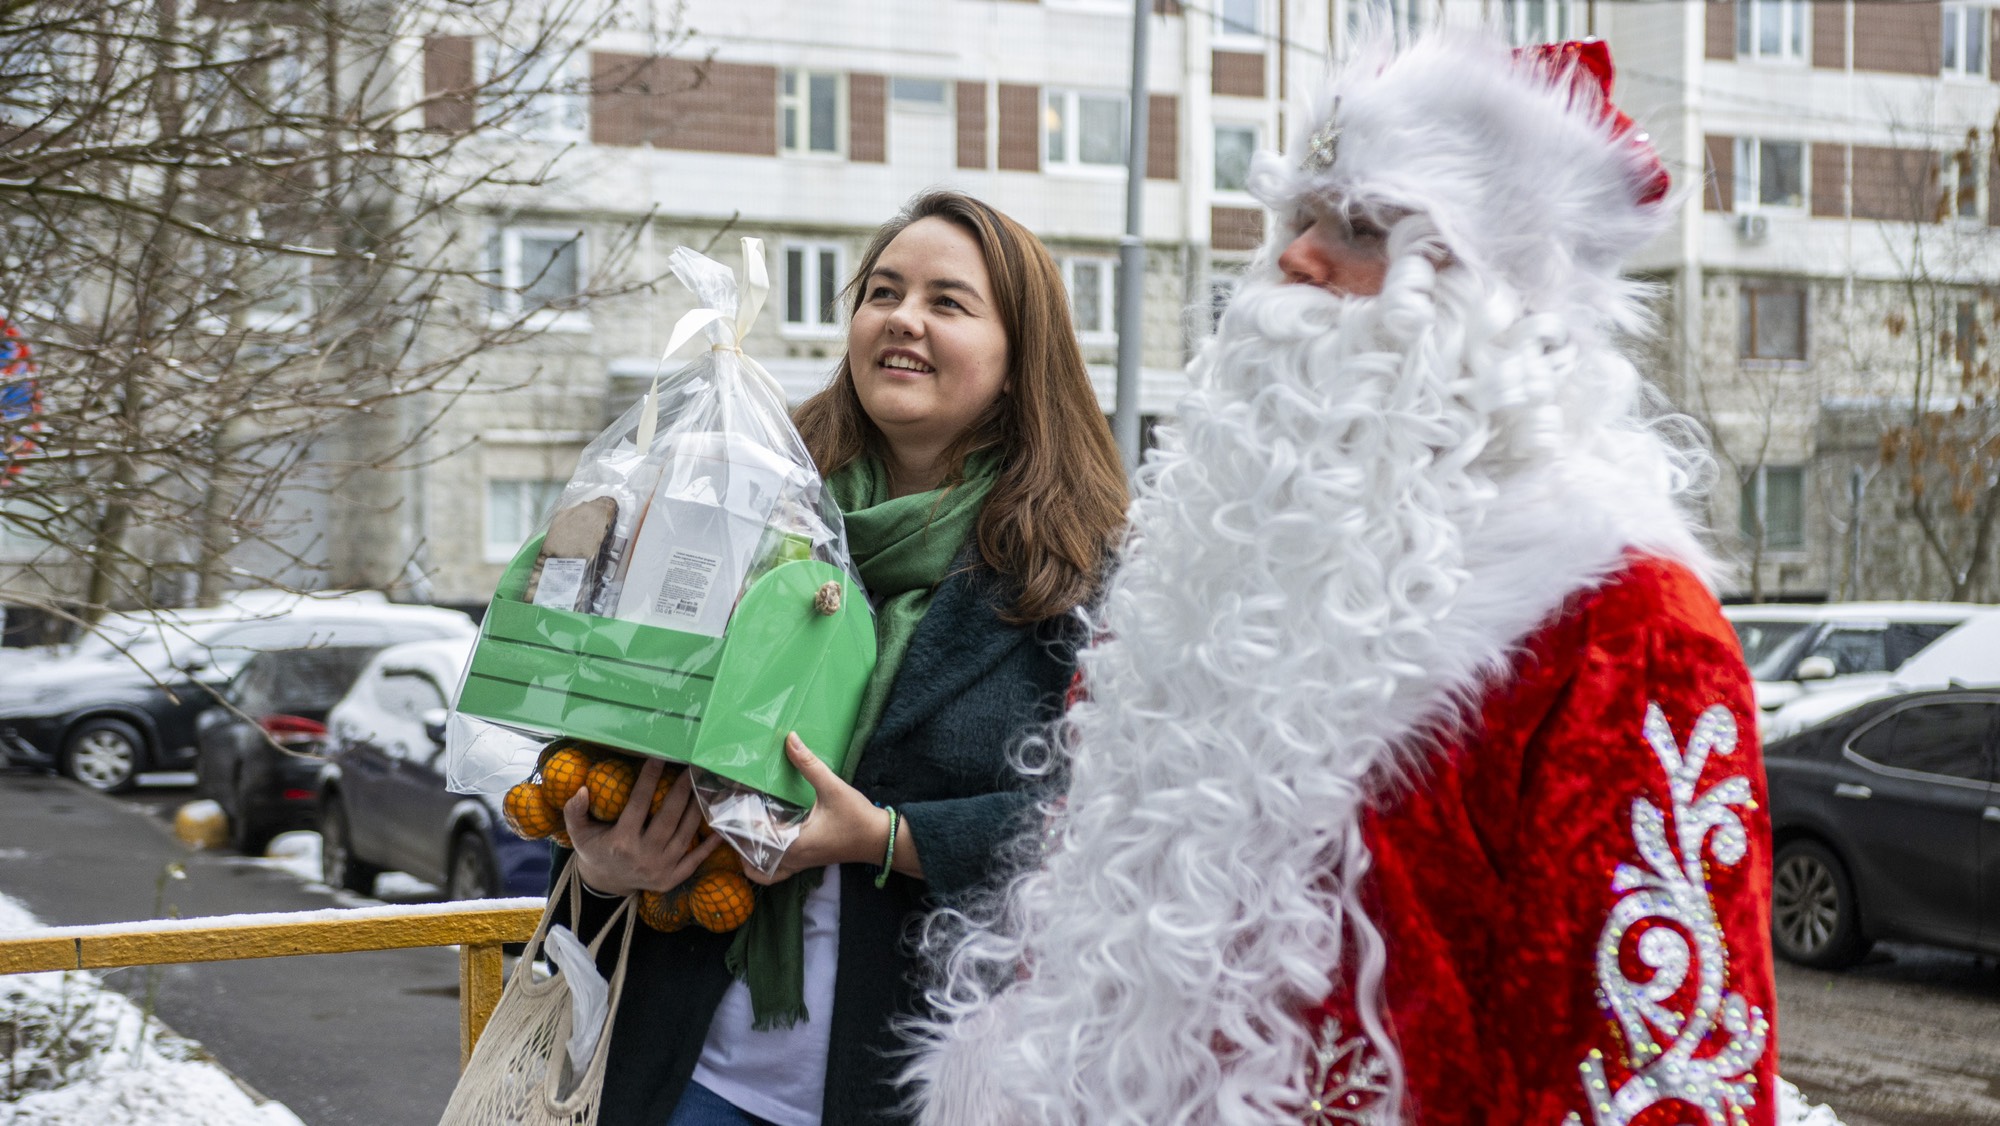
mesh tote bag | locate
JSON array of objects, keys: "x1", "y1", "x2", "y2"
[{"x1": 438, "y1": 866, "x2": 636, "y2": 1126}]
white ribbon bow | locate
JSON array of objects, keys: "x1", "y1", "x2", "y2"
[{"x1": 635, "y1": 236, "x2": 788, "y2": 452}]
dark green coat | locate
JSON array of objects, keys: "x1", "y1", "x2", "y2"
[{"x1": 558, "y1": 562, "x2": 1080, "y2": 1126}]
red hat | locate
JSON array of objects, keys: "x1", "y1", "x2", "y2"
[{"x1": 1518, "y1": 39, "x2": 1670, "y2": 206}]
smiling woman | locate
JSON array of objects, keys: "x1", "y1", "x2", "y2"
[{"x1": 557, "y1": 190, "x2": 1128, "y2": 1126}]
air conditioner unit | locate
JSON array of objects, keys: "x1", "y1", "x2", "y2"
[{"x1": 1736, "y1": 213, "x2": 1770, "y2": 242}]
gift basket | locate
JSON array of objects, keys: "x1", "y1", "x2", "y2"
[{"x1": 446, "y1": 237, "x2": 877, "y2": 907}]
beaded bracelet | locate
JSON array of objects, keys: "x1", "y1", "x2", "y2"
[{"x1": 875, "y1": 805, "x2": 900, "y2": 889}]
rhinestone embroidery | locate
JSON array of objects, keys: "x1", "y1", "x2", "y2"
[
  {"x1": 1301, "y1": 1014, "x2": 1390, "y2": 1124},
  {"x1": 1302, "y1": 98, "x2": 1342, "y2": 173},
  {"x1": 1564, "y1": 703, "x2": 1768, "y2": 1126}
]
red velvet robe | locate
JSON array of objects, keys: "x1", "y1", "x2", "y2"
[{"x1": 1302, "y1": 556, "x2": 1778, "y2": 1125}]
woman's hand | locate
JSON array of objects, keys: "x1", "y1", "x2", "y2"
[
  {"x1": 563, "y1": 758, "x2": 722, "y2": 897},
  {"x1": 744, "y1": 733, "x2": 920, "y2": 885}
]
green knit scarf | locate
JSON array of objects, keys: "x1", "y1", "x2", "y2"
[{"x1": 724, "y1": 452, "x2": 997, "y2": 1029}]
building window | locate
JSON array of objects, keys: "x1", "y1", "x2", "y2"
[
  {"x1": 781, "y1": 70, "x2": 843, "y2": 156},
  {"x1": 1213, "y1": 124, "x2": 1258, "y2": 193},
  {"x1": 1740, "y1": 466, "x2": 1805, "y2": 551},
  {"x1": 1736, "y1": 0, "x2": 1807, "y2": 62},
  {"x1": 783, "y1": 243, "x2": 844, "y2": 333},
  {"x1": 1216, "y1": 0, "x2": 1261, "y2": 39},
  {"x1": 477, "y1": 43, "x2": 588, "y2": 142},
  {"x1": 1062, "y1": 256, "x2": 1117, "y2": 341},
  {"x1": 890, "y1": 77, "x2": 949, "y2": 110},
  {"x1": 1344, "y1": 0, "x2": 1424, "y2": 40},
  {"x1": 1733, "y1": 138, "x2": 1805, "y2": 211},
  {"x1": 485, "y1": 479, "x2": 566, "y2": 562},
  {"x1": 1501, "y1": 0, "x2": 1579, "y2": 46},
  {"x1": 1045, "y1": 89, "x2": 1127, "y2": 170},
  {"x1": 1739, "y1": 283, "x2": 1807, "y2": 361},
  {"x1": 1947, "y1": 148, "x2": 1984, "y2": 221},
  {"x1": 487, "y1": 227, "x2": 585, "y2": 321},
  {"x1": 1954, "y1": 300, "x2": 1983, "y2": 371},
  {"x1": 1943, "y1": 3, "x2": 1988, "y2": 79}
]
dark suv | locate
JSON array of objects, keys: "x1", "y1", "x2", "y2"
[
  {"x1": 1764, "y1": 689, "x2": 2000, "y2": 968},
  {"x1": 193, "y1": 646, "x2": 387, "y2": 855}
]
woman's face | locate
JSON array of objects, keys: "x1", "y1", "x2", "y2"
[
  {"x1": 1276, "y1": 201, "x2": 1392, "y2": 297},
  {"x1": 847, "y1": 216, "x2": 1011, "y2": 459}
]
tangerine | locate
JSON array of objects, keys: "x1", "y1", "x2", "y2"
[
  {"x1": 687, "y1": 870, "x2": 755, "y2": 932},
  {"x1": 503, "y1": 781, "x2": 559, "y2": 840},
  {"x1": 551, "y1": 827, "x2": 573, "y2": 849},
  {"x1": 585, "y1": 756, "x2": 639, "y2": 822},
  {"x1": 539, "y1": 744, "x2": 595, "y2": 810},
  {"x1": 638, "y1": 888, "x2": 693, "y2": 932},
  {"x1": 696, "y1": 844, "x2": 741, "y2": 875}
]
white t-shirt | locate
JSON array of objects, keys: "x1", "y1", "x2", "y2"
[{"x1": 690, "y1": 866, "x2": 842, "y2": 1126}]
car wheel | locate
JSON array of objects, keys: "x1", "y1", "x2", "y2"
[
  {"x1": 1772, "y1": 839, "x2": 1869, "y2": 969},
  {"x1": 445, "y1": 830, "x2": 498, "y2": 901},
  {"x1": 60, "y1": 718, "x2": 146, "y2": 794},
  {"x1": 320, "y1": 800, "x2": 381, "y2": 896},
  {"x1": 228, "y1": 769, "x2": 276, "y2": 857}
]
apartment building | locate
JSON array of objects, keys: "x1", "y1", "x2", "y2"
[
  {"x1": 9, "y1": 0, "x2": 1987, "y2": 619},
  {"x1": 1594, "y1": 0, "x2": 2000, "y2": 602}
]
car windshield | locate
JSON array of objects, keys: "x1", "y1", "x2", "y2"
[
  {"x1": 236, "y1": 647, "x2": 385, "y2": 714},
  {"x1": 1733, "y1": 621, "x2": 1814, "y2": 680}
]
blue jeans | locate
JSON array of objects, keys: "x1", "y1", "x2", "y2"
[{"x1": 664, "y1": 1081, "x2": 778, "y2": 1126}]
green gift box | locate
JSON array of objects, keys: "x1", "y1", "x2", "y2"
[{"x1": 455, "y1": 535, "x2": 878, "y2": 810}]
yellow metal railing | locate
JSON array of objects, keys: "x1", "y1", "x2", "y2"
[{"x1": 0, "y1": 899, "x2": 543, "y2": 1066}]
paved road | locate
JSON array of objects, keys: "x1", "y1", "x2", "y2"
[
  {"x1": 1778, "y1": 946, "x2": 2000, "y2": 1126},
  {"x1": 0, "y1": 770, "x2": 472, "y2": 1126}
]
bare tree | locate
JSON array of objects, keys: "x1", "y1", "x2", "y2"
[
  {"x1": 0, "y1": 0, "x2": 691, "y2": 630},
  {"x1": 1850, "y1": 124, "x2": 2000, "y2": 601}
]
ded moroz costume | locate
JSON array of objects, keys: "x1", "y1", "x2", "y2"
[{"x1": 906, "y1": 31, "x2": 1780, "y2": 1126}]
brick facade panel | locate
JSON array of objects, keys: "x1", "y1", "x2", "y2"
[
  {"x1": 1851, "y1": 145, "x2": 1939, "y2": 222},
  {"x1": 423, "y1": 37, "x2": 474, "y2": 133},
  {"x1": 1811, "y1": 142, "x2": 1846, "y2": 218},
  {"x1": 850, "y1": 72, "x2": 885, "y2": 163},
  {"x1": 1212, "y1": 205, "x2": 1263, "y2": 252},
  {"x1": 997, "y1": 83, "x2": 1039, "y2": 172},
  {"x1": 957, "y1": 81, "x2": 988, "y2": 169},
  {"x1": 1705, "y1": 133, "x2": 1734, "y2": 212},
  {"x1": 1212, "y1": 50, "x2": 1264, "y2": 98},
  {"x1": 590, "y1": 55, "x2": 776, "y2": 156},
  {"x1": 1854, "y1": 1, "x2": 1941, "y2": 75},
  {"x1": 1705, "y1": 1, "x2": 1734, "y2": 60},
  {"x1": 1811, "y1": 0, "x2": 1845, "y2": 69},
  {"x1": 1146, "y1": 93, "x2": 1177, "y2": 181}
]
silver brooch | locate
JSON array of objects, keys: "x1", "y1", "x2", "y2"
[{"x1": 1301, "y1": 97, "x2": 1341, "y2": 173}]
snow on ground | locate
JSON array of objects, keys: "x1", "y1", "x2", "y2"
[
  {"x1": 1779, "y1": 1078, "x2": 1845, "y2": 1126},
  {"x1": 251, "y1": 830, "x2": 443, "y2": 902},
  {"x1": 0, "y1": 893, "x2": 305, "y2": 1126}
]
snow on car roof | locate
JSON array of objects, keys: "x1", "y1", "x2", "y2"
[
  {"x1": 1884, "y1": 608, "x2": 2000, "y2": 690},
  {"x1": 1721, "y1": 601, "x2": 1986, "y2": 625}
]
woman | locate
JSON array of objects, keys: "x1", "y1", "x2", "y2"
[{"x1": 556, "y1": 189, "x2": 1129, "y2": 1126}]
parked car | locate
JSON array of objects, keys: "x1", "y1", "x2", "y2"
[
  {"x1": 193, "y1": 646, "x2": 391, "y2": 855},
  {"x1": 1722, "y1": 601, "x2": 1979, "y2": 714},
  {"x1": 1763, "y1": 609, "x2": 2000, "y2": 740},
  {"x1": 0, "y1": 597, "x2": 475, "y2": 793},
  {"x1": 1764, "y1": 686, "x2": 2000, "y2": 969},
  {"x1": 317, "y1": 637, "x2": 549, "y2": 900}
]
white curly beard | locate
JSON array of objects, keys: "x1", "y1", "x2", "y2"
[{"x1": 901, "y1": 244, "x2": 1713, "y2": 1126}]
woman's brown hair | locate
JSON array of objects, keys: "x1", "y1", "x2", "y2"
[{"x1": 793, "y1": 190, "x2": 1129, "y2": 624}]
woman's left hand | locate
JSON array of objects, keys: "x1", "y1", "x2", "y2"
[{"x1": 745, "y1": 733, "x2": 902, "y2": 885}]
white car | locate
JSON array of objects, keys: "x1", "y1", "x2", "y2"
[
  {"x1": 1760, "y1": 608, "x2": 2000, "y2": 740},
  {"x1": 1722, "y1": 601, "x2": 1981, "y2": 714}
]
